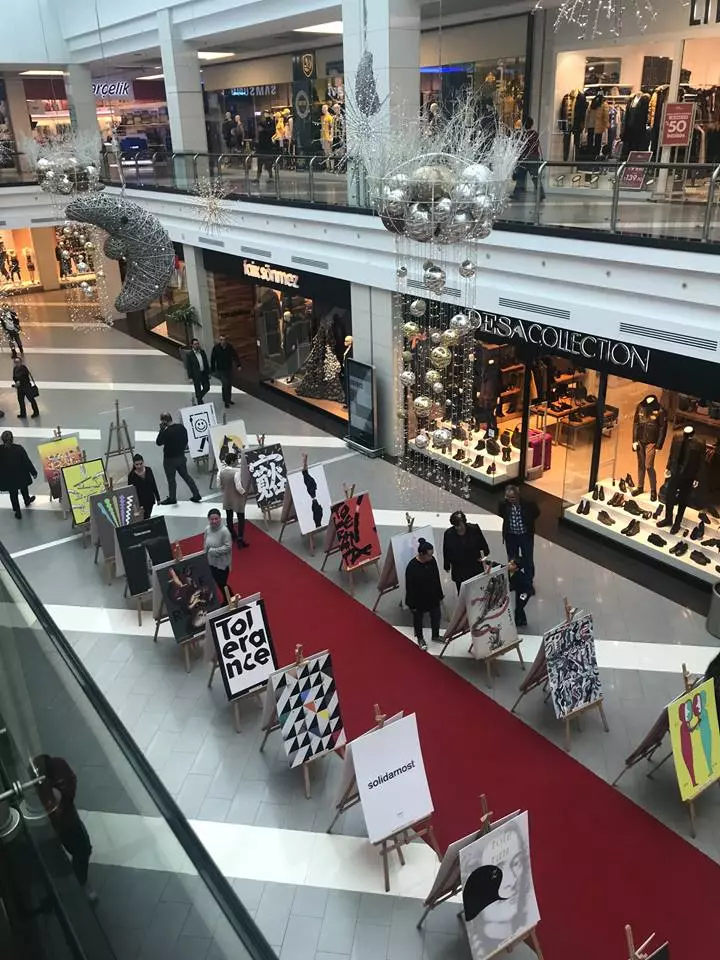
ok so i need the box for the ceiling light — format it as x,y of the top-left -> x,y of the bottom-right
197,51 -> 234,61
20,70 -> 66,76
135,73 -> 164,80
293,20 -> 343,34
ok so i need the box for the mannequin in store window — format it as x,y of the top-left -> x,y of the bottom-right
632,394 -> 668,500
559,89 -> 588,162
320,104 -> 334,168
657,426 -> 704,534
25,250 -> 35,283
473,357 -> 503,433
622,92 -> 651,157
8,251 -> 21,284
585,93 -> 609,156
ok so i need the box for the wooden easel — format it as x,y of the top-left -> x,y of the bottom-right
372,513 -> 415,612
624,924 -> 668,959
327,703 -> 389,833
278,453 -> 318,555
206,590 -> 262,733
123,578 -> 151,627
320,484 -> 380,596
103,399 -> 134,474
152,542 -> 202,673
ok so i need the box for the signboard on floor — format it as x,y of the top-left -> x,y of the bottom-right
287,463 -> 333,534
351,713 -> 433,844
37,433 -> 82,500
668,677 -> 720,802
154,551 -> 221,643
620,151 -> 653,190
180,402 -> 217,459
115,515 -> 171,596
61,458 -> 108,526
661,102 -> 696,149
206,594 -> 278,702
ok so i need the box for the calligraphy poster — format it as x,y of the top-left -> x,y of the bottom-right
180,402 -> 218,459
155,551 -> 221,643
206,594 -> 278,702
287,464 -> 333,534
459,811 -> 540,960
543,613 -> 602,720
668,678 -> 720,802
463,567 -> 518,660
210,419 -> 248,465
116,516 -> 171,597
245,444 -> 288,510
330,492 -> 381,571
61,459 -> 107,526
89,485 -> 138,560
37,434 -> 82,500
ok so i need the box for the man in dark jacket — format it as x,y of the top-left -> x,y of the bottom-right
443,510 -> 490,594
186,338 -> 210,405
513,117 -> 545,200
253,114 -> 276,184
508,557 -> 532,628
498,485 -> 540,582
12,355 -> 39,418
0,429 -> 37,518
210,334 -> 240,408
155,412 -> 202,504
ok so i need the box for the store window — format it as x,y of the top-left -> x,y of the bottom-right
421,58 -> 526,129
0,229 -> 40,292
54,226 -> 96,287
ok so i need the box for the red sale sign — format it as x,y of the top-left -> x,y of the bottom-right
620,151 -> 653,190
661,102 -> 696,148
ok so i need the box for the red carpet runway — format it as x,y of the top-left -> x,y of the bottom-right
183,525 -> 720,958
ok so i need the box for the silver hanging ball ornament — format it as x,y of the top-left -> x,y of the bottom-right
37,158 -> 51,171
96,270 -> 105,278
84,241 -> 95,251
387,172 -> 410,193
405,203 -> 435,242
450,313 -> 472,336
459,259 -> 476,279
443,210 -> 473,243
430,331 -> 442,346
410,165 -> 454,203
76,261 -> 88,273
63,226 -> 73,236
413,396 -> 432,417
381,212 -> 405,235
414,432 -> 430,451
460,163 -> 492,193
472,195 -> 492,221
396,265 -> 408,280
425,369 -> 441,385
470,219 -> 493,240
424,264 -> 446,293
430,345 -> 452,370
83,287 -> 94,299
432,381 -> 444,395
423,259 -> 434,271
409,299 -> 427,318
383,186 -> 407,219
432,427 -> 453,446
402,350 -> 412,364
399,370 -> 416,388
402,320 -> 421,339
79,281 -> 89,289
441,328 -> 460,348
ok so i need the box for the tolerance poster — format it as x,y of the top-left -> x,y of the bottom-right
287,463 -> 333,534
668,678 -> 720,802
206,594 -> 278,702
463,567 -> 518,660
351,713 -> 433,844
38,434 -> 82,500
180,402 -> 218,459
61,459 -> 108,526
543,613 -> 602,720
210,419 -> 248,465
116,516 -> 171,597
155,551 -> 220,643
245,443 -> 288,510
269,650 -> 347,768
89,485 -> 138,560
459,810 -> 540,960
330,492 -> 381,571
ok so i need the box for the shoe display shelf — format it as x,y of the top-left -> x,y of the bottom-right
566,478 -> 719,584
409,433 -> 521,487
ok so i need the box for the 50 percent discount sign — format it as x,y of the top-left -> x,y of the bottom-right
661,102 -> 696,149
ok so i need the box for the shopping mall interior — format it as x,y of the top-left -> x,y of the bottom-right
0,1 -> 720,960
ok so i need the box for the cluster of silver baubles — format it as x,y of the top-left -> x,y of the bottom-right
378,158 -> 504,243
36,157 -> 102,196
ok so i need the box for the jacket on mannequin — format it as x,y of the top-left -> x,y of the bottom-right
560,90 -> 588,132
667,431 -> 704,481
586,95 -> 610,133
633,397 -> 668,447
623,94 -> 651,154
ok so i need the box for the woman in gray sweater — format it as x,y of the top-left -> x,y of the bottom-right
204,508 -> 233,593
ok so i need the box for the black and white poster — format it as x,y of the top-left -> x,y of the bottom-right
287,463 -> 333,534
245,444 -> 288,510
155,551 -> 220,643
206,593 -> 278,702
543,612 -> 602,720
116,516 -> 171,597
180,402 -> 218,460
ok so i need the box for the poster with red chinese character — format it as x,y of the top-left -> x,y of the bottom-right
330,492 -> 381,571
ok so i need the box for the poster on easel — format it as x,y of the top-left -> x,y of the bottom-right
544,612 -> 602,720
180,402 -> 217,460
376,526 -> 436,606
287,463 -> 333,534
330,492 -> 381,571
116,516 -> 172,596
206,594 -> 278,702
61,459 -> 108,526
463,566 -> 518,660
210,419 -> 248,464
154,551 -> 221,643
38,433 -> 82,500
245,444 -> 288,511
459,810 -> 540,960
668,678 -> 720,802
89,485 -> 138,560
350,713 -> 433,844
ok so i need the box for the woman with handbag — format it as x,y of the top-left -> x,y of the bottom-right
12,355 -> 39,418
219,451 -> 249,547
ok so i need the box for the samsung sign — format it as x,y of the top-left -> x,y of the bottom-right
229,85 -> 277,97
242,259 -> 300,289
92,79 -> 135,100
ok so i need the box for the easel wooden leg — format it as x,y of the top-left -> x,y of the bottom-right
426,824 -> 441,860
93,543 -> 100,565
278,522 -> 287,543
688,799 -> 697,838
517,646 -> 526,670
259,728 -> 272,752
136,597 -> 142,627
308,532 -> 315,557
302,764 -> 311,800
208,661 -> 218,689
598,700 -> 610,733
381,841 -> 390,892
153,620 -> 161,643
233,702 -> 241,734
485,659 -> 493,689
183,644 -> 191,674
564,717 -> 572,752
527,928 -> 543,959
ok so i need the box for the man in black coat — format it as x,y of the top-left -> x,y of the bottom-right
443,510 -> 490,594
498,485 -> 540,582
210,334 -> 240,408
186,338 -> 210,405
508,557 -> 532,628
0,429 -> 37,518
155,412 -> 202,505
12,355 -> 39,418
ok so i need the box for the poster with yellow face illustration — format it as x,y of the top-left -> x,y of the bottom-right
668,678 -> 720,802
61,459 -> 108,527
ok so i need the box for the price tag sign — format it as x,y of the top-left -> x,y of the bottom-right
661,102 -> 696,148
620,151 -> 653,190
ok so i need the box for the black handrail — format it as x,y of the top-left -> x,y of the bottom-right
0,539 -> 278,960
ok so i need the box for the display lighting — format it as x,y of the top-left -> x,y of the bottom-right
197,51 -> 234,60
293,20 -> 343,34
135,73 -> 164,81
20,70 -> 66,76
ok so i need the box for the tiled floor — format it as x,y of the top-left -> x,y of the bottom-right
1,293 -> 717,959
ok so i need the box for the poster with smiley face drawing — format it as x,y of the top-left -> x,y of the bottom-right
668,678 -> 720,802
459,811 -> 539,960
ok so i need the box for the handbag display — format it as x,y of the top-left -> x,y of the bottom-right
511,426 -> 522,449
500,429 -> 511,448
486,438 -> 501,457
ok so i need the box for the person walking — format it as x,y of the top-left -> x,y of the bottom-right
127,453 -> 161,518
252,114 -> 276,184
404,538 -> 444,649
443,509 -> 490,594
211,334 -> 240,408
204,508 -> 233,593
155,412 -> 202,505
12,355 -> 39,418
186,338 -> 210,405
513,117 -> 545,200
508,557 -> 533,628
221,111 -> 234,150
498,485 -> 539,583
0,429 -> 37,518
1,306 -> 24,356
219,451 -> 249,547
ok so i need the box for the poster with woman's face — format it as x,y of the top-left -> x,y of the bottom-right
459,811 -> 539,960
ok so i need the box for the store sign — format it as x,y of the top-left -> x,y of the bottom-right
620,151 -> 653,191
661,102 -> 696,148
690,0 -> 720,24
472,311 -> 651,373
92,78 -> 134,100
228,85 -> 277,97
242,259 -> 300,289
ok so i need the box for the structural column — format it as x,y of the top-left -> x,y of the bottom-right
183,246 -> 213,352
3,78 -> 33,174
65,64 -> 99,140
30,228 -> 60,292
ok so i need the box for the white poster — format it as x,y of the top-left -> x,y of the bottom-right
459,811 -> 540,960
287,464 -> 333,534
210,420 -> 248,466
390,525 -> 436,603
463,566 -> 518,660
351,713 -> 433,844
180,402 -> 218,459
206,594 -> 277,702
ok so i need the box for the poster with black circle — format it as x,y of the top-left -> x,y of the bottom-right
287,463 -> 333,534
459,810 -> 540,960
180,402 -> 218,460
206,594 -> 277,702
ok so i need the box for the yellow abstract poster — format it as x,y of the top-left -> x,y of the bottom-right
37,434 -> 82,500
668,678 -> 720,802
61,459 -> 107,527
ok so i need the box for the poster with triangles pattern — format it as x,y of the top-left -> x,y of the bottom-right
269,650 -> 347,768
